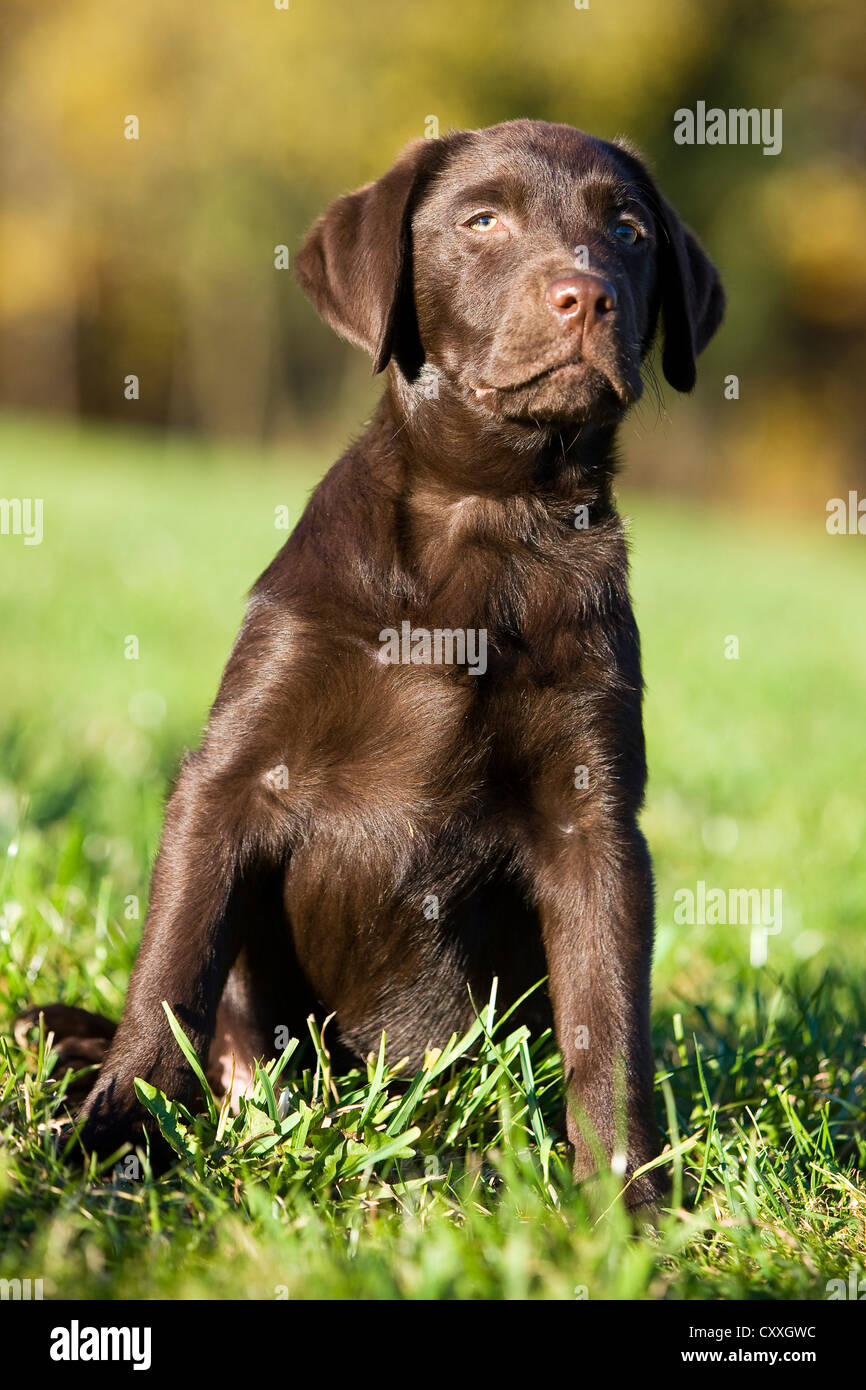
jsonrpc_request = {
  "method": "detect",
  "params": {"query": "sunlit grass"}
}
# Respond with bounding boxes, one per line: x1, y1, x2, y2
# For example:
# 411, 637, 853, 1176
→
1, 414, 864, 1299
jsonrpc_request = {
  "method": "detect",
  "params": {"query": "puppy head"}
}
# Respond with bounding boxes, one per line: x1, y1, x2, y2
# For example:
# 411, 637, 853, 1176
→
296, 121, 724, 427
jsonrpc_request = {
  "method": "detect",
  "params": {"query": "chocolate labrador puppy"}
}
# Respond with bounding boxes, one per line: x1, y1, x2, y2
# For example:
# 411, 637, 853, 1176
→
18, 120, 723, 1207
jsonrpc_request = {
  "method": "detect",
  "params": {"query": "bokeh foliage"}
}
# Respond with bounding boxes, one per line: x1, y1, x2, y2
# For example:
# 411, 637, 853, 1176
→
2, 0, 864, 503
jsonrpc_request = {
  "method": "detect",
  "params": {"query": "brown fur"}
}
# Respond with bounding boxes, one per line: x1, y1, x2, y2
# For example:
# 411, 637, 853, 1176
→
19, 121, 723, 1207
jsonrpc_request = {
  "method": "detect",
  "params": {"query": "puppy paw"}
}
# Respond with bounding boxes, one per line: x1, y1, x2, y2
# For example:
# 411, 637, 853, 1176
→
76, 1070, 183, 1175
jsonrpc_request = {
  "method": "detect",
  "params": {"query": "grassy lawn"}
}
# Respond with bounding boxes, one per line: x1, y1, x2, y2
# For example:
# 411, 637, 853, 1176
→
1, 414, 865, 1300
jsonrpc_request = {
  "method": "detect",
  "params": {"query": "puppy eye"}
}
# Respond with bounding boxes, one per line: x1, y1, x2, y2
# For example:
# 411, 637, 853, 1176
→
466, 212, 499, 232
613, 220, 642, 246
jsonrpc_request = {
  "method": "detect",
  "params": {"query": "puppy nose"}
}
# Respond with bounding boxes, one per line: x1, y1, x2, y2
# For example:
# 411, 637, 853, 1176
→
546, 274, 617, 327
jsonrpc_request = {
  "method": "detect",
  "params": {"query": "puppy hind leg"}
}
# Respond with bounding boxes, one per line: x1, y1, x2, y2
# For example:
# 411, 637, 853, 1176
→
13, 1003, 117, 1103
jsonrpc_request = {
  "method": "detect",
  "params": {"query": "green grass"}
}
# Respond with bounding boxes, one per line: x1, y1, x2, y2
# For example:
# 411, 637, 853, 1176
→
1, 414, 865, 1300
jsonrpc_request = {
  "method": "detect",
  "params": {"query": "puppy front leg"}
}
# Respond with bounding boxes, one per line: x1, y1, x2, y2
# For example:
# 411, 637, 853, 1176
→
77, 762, 268, 1165
534, 821, 664, 1209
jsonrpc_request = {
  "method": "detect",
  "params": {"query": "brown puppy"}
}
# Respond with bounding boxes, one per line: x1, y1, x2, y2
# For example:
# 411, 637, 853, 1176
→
20, 121, 723, 1206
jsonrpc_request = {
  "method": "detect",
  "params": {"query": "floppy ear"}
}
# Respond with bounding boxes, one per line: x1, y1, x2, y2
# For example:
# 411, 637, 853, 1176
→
654, 194, 725, 393
296, 138, 446, 374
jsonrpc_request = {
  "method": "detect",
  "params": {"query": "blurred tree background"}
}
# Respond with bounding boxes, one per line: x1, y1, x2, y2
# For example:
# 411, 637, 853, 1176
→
1, 0, 864, 508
